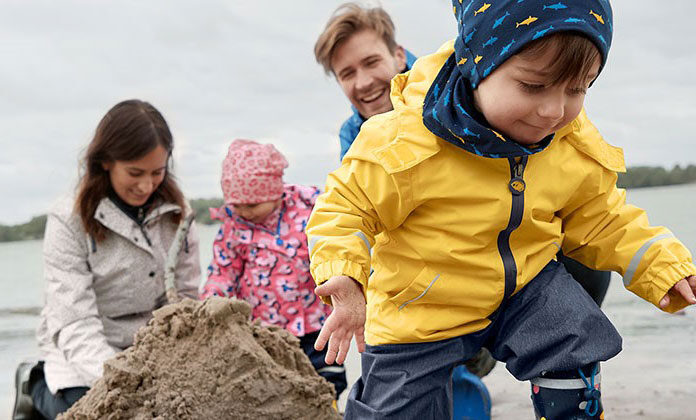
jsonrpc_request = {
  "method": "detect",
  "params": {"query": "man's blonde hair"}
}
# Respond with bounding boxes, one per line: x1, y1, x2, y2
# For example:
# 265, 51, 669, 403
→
314, 2, 398, 75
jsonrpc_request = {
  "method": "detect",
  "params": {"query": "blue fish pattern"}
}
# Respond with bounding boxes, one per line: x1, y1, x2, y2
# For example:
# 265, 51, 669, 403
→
482, 36, 499, 48
543, 2, 567, 10
493, 12, 511, 29
532, 25, 555, 40
499, 39, 516, 56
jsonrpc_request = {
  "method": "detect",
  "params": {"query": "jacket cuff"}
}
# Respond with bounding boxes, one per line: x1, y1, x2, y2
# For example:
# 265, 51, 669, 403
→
650, 261, 696, 313
312, 259, 368, 305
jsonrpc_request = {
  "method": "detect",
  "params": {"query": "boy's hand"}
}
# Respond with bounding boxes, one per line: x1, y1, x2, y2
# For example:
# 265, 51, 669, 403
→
659, 275, 696, 308
314, 275, 366, 365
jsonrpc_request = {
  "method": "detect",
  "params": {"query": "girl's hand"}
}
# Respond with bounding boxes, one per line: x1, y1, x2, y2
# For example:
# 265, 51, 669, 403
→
314, 275, 366, 365
659, 275, 696, 309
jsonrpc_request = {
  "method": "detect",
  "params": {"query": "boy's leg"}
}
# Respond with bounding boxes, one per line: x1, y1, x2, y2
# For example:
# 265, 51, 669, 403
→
299, 331, 348, 398
344, 337, 466, 420
486, 260, 621, 419
558, 252, 611, 307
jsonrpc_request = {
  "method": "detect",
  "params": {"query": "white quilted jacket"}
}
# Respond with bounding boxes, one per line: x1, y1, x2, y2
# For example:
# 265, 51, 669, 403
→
36, 195, 201, 393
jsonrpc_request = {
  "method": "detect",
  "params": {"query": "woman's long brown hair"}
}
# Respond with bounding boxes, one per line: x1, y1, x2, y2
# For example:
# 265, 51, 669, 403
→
75, 99, 185, 242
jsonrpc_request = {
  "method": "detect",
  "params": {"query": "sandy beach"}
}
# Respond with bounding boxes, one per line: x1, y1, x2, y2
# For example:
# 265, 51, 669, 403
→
3, 184, 696, 418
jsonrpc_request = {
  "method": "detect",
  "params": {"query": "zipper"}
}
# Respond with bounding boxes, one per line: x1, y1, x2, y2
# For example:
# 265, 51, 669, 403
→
496, 155, 528, 305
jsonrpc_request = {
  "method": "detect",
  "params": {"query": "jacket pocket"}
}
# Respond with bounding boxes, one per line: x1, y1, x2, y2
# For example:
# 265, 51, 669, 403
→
389, 265, 443, 310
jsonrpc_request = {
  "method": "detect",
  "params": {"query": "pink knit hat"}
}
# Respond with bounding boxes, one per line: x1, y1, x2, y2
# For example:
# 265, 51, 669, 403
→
221, 139, 288, 204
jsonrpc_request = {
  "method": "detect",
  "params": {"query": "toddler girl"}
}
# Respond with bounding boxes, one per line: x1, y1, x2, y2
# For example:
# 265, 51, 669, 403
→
200, 139, 346, 398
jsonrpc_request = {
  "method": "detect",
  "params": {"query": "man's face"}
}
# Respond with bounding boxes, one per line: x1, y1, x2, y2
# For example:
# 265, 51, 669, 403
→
331, 29, 406, 119
473, 43, 600, 145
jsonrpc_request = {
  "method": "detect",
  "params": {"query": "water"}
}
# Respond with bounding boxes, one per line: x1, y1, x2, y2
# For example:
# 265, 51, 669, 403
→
0, 183, 694, 418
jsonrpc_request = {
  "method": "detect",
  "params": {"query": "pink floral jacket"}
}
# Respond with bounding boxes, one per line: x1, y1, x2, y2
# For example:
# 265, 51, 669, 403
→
200, 184, 332, 336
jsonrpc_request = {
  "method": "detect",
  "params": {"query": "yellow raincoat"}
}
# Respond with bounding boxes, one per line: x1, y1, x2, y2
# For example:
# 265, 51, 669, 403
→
307, 41, 695, 346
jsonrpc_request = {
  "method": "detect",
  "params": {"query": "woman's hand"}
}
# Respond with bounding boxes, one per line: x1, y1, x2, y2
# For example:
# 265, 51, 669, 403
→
314, 275, 366, 365
659, 275, 696, 308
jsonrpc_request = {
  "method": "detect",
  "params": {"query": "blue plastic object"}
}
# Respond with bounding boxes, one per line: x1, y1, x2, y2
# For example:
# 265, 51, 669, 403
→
452, 365, 492, 420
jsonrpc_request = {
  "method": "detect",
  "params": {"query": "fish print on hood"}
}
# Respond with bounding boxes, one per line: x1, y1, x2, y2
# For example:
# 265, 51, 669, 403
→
422, 0, 613, 158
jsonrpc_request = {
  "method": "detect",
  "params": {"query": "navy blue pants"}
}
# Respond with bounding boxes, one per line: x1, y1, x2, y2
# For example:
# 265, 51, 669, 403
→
29, 363, 88, 420
345, 260, 622, 419
300, 330, 348, 398
559, 253, 610, 307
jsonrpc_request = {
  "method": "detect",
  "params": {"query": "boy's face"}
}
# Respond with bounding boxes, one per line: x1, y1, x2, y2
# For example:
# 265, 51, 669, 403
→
473, 44, 600, 145
232, 199, 281, 224
331, 29, 407, 119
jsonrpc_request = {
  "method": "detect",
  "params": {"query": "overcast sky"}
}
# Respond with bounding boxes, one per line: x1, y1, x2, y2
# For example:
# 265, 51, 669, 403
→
1, 0, 694, 224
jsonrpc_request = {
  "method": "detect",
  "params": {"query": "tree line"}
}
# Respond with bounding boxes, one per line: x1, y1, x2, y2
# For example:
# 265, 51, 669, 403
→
2, 164, 695, 243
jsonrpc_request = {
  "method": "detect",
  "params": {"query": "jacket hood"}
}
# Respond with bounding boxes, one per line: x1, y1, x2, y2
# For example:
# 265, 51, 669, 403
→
387, 40, 624, 171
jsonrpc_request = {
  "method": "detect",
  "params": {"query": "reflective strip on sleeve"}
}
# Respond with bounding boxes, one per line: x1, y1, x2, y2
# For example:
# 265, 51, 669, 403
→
308, 236, 322, 254
623, 233, 674, 287
308, 231, 371, 254
354, 231, 371, 252
531, 374, 601, 390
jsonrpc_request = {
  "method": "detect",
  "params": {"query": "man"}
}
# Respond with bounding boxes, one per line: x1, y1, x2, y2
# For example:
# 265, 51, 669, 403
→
314, 3, 416, 160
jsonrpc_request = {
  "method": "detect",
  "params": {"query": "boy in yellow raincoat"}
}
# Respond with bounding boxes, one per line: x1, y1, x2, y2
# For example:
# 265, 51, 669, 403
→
306, 0, 696, 418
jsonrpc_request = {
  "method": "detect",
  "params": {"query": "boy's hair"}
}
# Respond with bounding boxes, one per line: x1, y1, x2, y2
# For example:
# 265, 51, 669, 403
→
314, 2, 398, 75
517, 32, 601, 87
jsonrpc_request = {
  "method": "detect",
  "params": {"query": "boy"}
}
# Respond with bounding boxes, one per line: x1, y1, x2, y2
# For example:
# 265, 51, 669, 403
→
314, 2, 499, 382
306, 0, 696, 419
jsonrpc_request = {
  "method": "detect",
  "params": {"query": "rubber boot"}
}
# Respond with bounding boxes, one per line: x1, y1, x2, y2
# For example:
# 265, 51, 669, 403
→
530, 363, 604, 420
12, 361, 43, 420
452, 365, 492, 420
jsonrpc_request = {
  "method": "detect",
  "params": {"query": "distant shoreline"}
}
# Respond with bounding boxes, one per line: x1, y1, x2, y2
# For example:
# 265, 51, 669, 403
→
0, 198, 224, 243
2, 164, 695, 243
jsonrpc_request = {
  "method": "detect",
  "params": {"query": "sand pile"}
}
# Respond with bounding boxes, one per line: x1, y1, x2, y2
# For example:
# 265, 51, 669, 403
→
59, 297, 340, 420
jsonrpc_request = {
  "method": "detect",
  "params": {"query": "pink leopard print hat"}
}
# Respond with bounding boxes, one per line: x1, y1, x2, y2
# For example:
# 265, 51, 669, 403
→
221, 139, 288, 204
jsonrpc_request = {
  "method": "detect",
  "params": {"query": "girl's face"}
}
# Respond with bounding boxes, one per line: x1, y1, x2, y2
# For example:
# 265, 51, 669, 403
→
233, 199, 281, 224
473, 43, 601, 145
103, 145, 169, 206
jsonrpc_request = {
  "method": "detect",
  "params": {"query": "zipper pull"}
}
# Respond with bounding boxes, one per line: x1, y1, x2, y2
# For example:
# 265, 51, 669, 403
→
509, 157, 527, 195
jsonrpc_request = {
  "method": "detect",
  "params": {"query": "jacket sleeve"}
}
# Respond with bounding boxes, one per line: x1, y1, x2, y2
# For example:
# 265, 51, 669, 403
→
307, 156, 416, 296
43, 211, 118, 386
175, 220, 202, 299
560, 165, 695, 313
199, 222, 245, 299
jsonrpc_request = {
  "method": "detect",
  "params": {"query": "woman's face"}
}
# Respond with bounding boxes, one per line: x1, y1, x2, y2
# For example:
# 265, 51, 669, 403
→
103, 145, 169, 206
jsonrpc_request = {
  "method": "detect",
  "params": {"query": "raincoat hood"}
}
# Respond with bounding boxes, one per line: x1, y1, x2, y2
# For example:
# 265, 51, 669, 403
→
422, 0, 613, 158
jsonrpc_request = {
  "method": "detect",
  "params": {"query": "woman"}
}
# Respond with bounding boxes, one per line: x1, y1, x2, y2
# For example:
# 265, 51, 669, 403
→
16, 100, 201, 419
